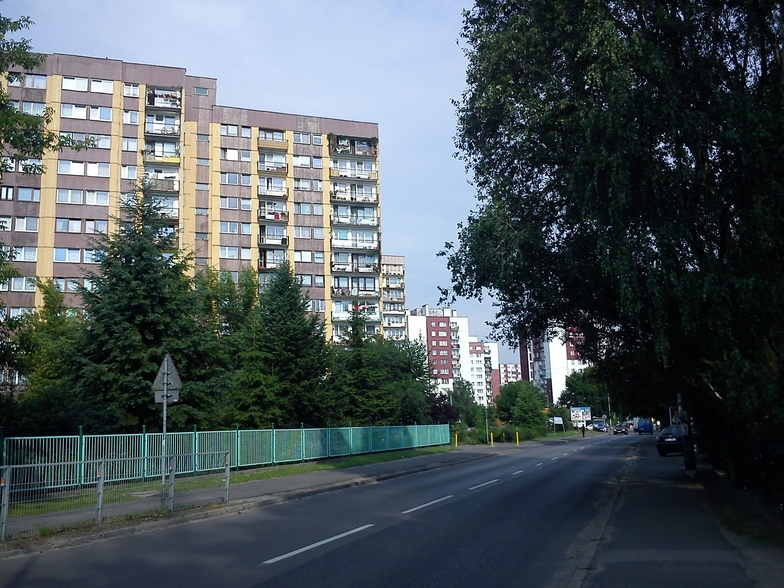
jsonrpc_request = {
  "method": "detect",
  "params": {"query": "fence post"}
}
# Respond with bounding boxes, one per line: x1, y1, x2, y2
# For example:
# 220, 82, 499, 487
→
96, 459, 105, 524
78, 426, 84, 488
193, 425, 198, 476
235, 424, 240, 471
1, 466, 11, 541
301, 423, 305, 463
142, 425, 147, 481
224, 452, 230, 504
168, 455, 175, 512
349, 422, 353, 455
271, 423, 276, 465
327, 425, 331, 458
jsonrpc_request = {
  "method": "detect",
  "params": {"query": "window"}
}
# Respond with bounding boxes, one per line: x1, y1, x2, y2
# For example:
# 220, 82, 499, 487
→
195, 208, 209, 216
195, 232, 208, 240
194, 86, 208, 96
241, 126, 251, 138
54, 248, 80, 263
196, 158, 209, 166
123, 83, 139, 97
313, 180, 323, 191
58, 160, 84, 175
241, 223, 252, 235
24, 74, 46, 88
314, 275, 325, 287
85, 220, 108, 234
22, 102, 45, 116
0, 187, 12, 200
123, 110, 139, 125
297, 275, 312, 286
85, 190, 110, 206
293, 179, 311, 191
293, 250, 312, 262
84, 249, 101, 263
259, 129, 284, 141
241, 248, 252, 260
220, 124, 238, 137
313, 204, 323, 215
313, 299, 326, 311
221, 148, 239, 161
195, 183, 209, 191
241, 198, 252, 211
240, 150, 251, 162
90, 79, 114, 94
220, 172, 239, 185
220, 221, 239, 234
241, 174, 251, 186
122, 137, 137, 151
57, 189, 83, 204
219, 246, 239, 259
90, 106, 112, 121
61, 104, 87, 119
293, 155, 310, 167
121, 165, 137, 179
293, 132, 310, 144
220, 196, 239, 209
87, 162, 111, 177
294, 203, 311, 215
56, 218, 82, 232
313, 157, 323, 169
11, 277, 36, 291
313, 227, 324, 239
54, 278, 80, 292
293, 226, 311, 238
62, 76, 88, 91
89, 134, 111, 149
12, 247, 37, 262
196, 134, 209, 142
314, 251, 324, 263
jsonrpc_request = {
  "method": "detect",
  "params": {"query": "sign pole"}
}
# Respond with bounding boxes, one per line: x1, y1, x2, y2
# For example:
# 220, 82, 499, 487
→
161, 353, 168, 504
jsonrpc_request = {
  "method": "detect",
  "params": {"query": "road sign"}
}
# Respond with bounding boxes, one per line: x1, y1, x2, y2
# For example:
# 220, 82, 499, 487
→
153, 352, 181, 403
553, 416, 564, 425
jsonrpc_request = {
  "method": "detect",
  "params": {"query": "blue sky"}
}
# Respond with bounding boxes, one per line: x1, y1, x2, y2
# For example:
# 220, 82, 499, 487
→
5, 0, 520, 363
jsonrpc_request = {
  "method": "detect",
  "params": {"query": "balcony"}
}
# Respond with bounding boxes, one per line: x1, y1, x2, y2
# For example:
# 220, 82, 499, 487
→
329, 191, 377, 203
330, 287, 380, 299
331, 309, 382, 322
331, 263, 379, 273
329, 168, 378, 180
144, 123, 180, 137
147, 178, 180, 193
257, 210, 288, 222
258, 185, 289, 199
330, 215, 378, 227
146, 88, 181, 109
258, 137, 289, 151
143, 152, 180, 165
258, 260, 284, 272
328, 136, 378, 157
258, 162, 288, 175
331, 239, 379, 251
258, 235, 288, 247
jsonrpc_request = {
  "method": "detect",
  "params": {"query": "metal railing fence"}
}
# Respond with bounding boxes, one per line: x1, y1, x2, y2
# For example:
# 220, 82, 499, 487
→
2, 424, 449, 480
0, 451, 231, 541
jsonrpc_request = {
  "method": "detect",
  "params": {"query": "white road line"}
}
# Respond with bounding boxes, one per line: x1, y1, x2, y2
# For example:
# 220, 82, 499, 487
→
402, 495, 453, 514
512, 470, 524, 475
535, 462, 543, 467
468, 479, 499, 490
563, 452, 569, 455
551, 457, 558, 461
261, 524, 374, 565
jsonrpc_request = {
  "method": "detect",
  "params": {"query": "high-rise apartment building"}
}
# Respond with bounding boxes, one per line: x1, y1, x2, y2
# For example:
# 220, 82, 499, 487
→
2, 54, 382, 340
381, 255, 406, 340
530, 329, 590, 405
499, 363, 525, 387
407, 305, 499, 405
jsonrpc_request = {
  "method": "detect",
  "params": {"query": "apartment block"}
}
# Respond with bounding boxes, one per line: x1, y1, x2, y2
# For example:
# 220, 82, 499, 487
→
530, 329, 590, 405
381, 255, 406, 340
2, 54, 382, 340
407, 305, 499, 405
499, 363, 525, 387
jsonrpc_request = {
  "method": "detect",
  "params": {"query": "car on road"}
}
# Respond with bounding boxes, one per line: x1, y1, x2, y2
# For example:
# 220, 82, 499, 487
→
655, 426, 684, 456
636, 418, 654, 434
613, 423, 628, 435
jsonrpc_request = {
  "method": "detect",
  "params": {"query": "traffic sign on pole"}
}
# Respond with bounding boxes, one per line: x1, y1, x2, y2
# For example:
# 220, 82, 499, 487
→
153, 352, 181, 403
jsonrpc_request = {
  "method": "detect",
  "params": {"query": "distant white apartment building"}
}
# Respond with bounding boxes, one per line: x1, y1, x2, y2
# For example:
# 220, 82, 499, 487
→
407, 305, 499, 405
381, 255, 406, 340
499, 363, 524, 387
530, 329, 590, 405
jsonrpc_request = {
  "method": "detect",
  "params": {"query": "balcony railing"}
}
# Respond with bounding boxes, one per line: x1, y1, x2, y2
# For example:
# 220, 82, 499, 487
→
258, 185, 289, 198
329, 191, 377, 203
258, 138, 289, 150
258, 235, 288, 247
147, 178, 180, 192
331, 263, 379, 273
257, 210, 289, 222
330, 215, 378, 226
146, 89, 181, 109
331, 240, 379, 250
143, 153, 180, 164
258, 259, 286, 271
330, 287, 380, 299
258, 162, 288, 175
329, 168, 378, 180
331, 310, 381, 322
144, 124, 180, 136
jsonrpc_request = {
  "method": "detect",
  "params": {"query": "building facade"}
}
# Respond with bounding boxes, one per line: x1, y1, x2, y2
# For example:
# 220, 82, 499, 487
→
530, 329, 590, 405
380, 255, 406, 340
2, 54, 382, 340
499, 363, 525, 387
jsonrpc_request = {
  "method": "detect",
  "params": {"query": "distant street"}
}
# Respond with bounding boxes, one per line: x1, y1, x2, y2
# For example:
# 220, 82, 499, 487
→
2, 434, 758, 588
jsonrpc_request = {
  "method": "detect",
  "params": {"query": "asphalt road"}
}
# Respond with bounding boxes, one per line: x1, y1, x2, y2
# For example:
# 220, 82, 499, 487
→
0, 435, 644, 587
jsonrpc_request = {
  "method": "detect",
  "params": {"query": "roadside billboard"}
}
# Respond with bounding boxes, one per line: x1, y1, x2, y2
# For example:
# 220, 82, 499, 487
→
570, 406, 592, 423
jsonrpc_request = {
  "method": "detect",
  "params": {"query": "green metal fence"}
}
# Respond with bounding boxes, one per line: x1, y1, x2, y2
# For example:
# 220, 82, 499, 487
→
2, 424, 450, 488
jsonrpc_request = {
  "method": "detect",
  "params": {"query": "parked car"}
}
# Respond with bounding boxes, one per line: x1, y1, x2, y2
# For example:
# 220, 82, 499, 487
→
613, 423, 628, 435
594, 422, 606, 432
655, 426, 683, 456
636, 418, 654, 434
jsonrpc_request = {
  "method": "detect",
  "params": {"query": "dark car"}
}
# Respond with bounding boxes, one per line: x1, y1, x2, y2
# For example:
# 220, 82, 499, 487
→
655, 426, 683, 456
613, 423, 627, 435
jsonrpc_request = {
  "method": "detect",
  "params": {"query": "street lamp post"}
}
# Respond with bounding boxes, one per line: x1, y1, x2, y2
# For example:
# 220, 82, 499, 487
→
485, 405, 489, 445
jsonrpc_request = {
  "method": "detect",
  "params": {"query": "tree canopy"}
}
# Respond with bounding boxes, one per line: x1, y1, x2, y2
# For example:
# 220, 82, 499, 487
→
446, 0, 784, 500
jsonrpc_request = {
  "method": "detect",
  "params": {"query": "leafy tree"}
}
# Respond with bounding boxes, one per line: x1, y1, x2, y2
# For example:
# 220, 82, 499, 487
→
66, 189, 223, 431
511, 384, 547, 430
451, 377, 482, 427
0, 12, 91, 177
558, 368, 610, 420
428, 392, 459, 425
193, 267, 257, 336
445, 0, 784, 499
494, 380, 522, 423
231, 263, 331, 428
